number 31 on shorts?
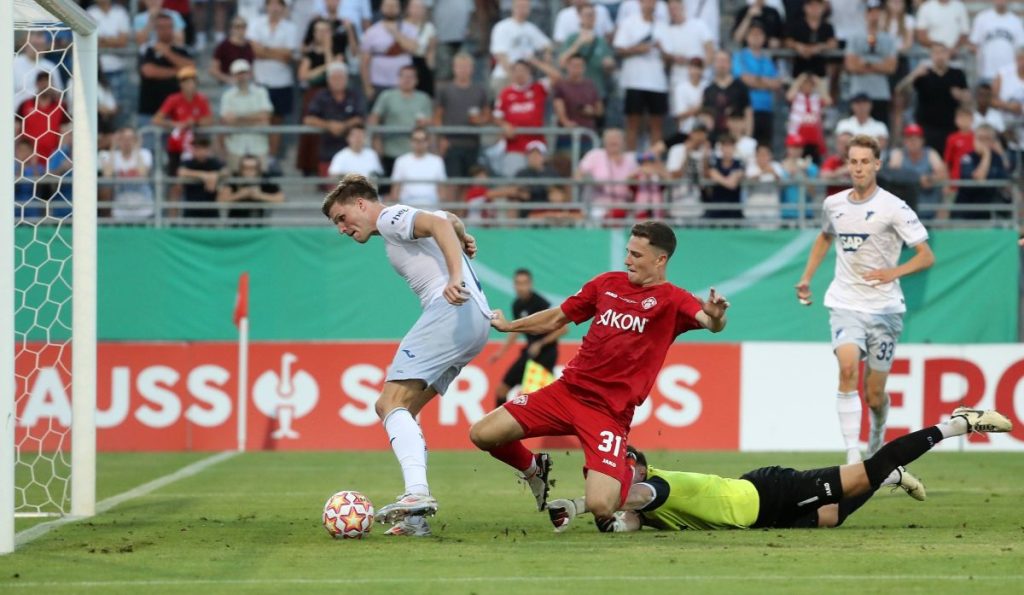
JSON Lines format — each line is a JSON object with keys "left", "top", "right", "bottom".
{"left": 597, "top": 431, "right": 624, "bottom": 456}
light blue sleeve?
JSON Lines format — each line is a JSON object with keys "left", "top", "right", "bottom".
{"left": 731, "top": 53, "right": 743, "bottom": 78}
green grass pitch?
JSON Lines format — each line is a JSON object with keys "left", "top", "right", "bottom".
{"left": 1, "top": 450, "right": 1022, "bottom": 594}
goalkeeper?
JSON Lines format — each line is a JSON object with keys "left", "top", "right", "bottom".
{"left": 548, "top": 407, "right": 1012, "bottom": 532}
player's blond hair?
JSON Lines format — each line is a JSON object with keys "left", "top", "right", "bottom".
{"left": 321, "top": 174, "right": 379, "bottom": 217}
{"left": 846, "top": 134, "right": 881, "bottom": 160}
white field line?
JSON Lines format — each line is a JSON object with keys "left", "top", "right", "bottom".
{"left": 3, "top": 575, "right": 1024, "bottom": 589}
{"left": 14, "top": 451, "right": 238, "bottom": 548}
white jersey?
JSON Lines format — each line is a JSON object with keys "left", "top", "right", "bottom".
{"left": 821, "top": 187, "right": 929, "bottom": 315}
{"left": 377, "top": 205, "right": 491, "bottom": 317}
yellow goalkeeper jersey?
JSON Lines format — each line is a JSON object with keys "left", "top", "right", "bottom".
{"left": 640, "top": 467, "right": 760, "bottom": 531}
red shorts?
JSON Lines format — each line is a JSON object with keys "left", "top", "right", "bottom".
{"left": 503, "top": 380, "right": 632, "bottom": 504}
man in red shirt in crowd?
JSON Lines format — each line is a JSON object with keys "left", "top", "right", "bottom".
{"left": 494, "top": 58, "right": 561, "bottom": 178}
{"left": 152, "top": 65, "right": 213, "bottom": 176}
{"left": 470, "top": 221, "right": 730, "bottom": 531}
{"left": 17, "top": 72, "right": 67, "bottom": 160}
{"left": 943, "top": 107, "right": 974, "bottom": 181}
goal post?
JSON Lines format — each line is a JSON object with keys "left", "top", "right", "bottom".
{"left": 2, "top": 0, "right": 97, "bottom": 555}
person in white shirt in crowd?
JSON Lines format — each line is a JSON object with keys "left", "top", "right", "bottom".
{"left": 360, "top": 0, "right": 419, "bottom": 100}
{"left": 615, "top": 0, "right": 669, "bottom": 26}
{"left": 663, "top": 124, "right": 710, "bottom": 219}
{"left": 991, "top": 46, "right": 1024, "bottom": 155}
{"left": 972, "top": 83, "right": 1006, "bottom": 135}
{"left": 490, "top": 0, "right": 553, "bottom": 92}
{"left": 673, "top": 57, "right": 708, "bottom": 134}
{"left": 328, "top": 125, "right": 384, "bottom": 179}
{"left": 99, "top": 127, "right": 155, "bottom": 222}
{"left": 247, "top": 0, "right": 300, "bottom": 159}
{"left": 719, "top": 111, "right": 757, "bottom": 167}
{"left": 836, "top": 93, "right": 890, "bottom": 148}
{"left": 614, "top": 0, "right": 670, "bottom": 151}
{"left": 915, "top": 0, "right": 970, "bottom": 52}
{"left": 661, "top": 0, "right": 715, "bottom": 91}
{"left": 133, "top": 0, "right": 186, "bottom": 46}
{"left": 220, "top": 59, "right": 273, "bottom": 171}
{"left": 553, "top": 0, "right": 615, "bottom": 44}
{"left": 13, "top": 32, "right": 65, "bottom": 108}
{"left": 829, "top": 0, "right": 866, "bottom": 45}
{"left": 968, "top": 0, "right": 1024, "bottom": 83}
{"left": 683, "top": 0, "right": 720, "bottom": 46}
{"left": 88, "top": 0, "right": 131, "bottom": 126}
{"left": 390, "top": 127, "right": 449, "bottom": 207}
{"left": 743, "top": 143, "right": 783, "bottom": 225}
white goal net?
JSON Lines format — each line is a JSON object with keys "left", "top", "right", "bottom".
{"left": 3, "top": 0, "right": 97, "bottom": 554}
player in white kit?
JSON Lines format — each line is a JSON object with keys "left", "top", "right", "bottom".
{"left": 795, "top": 135, "right": 936, "bottom": 468}
{"left": 322, "top": 174, "right": 491, "bottom": 536}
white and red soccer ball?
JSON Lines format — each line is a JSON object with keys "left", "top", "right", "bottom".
{"left": 322, "top": 490, "right": 375, "bottom": 539}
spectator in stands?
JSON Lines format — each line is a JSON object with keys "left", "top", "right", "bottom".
{"left": 247, "top": 0, "right": 300, "bottom": 159}
{"left": 490, "top": 0, "right": 553, "bottom": 92}
{"left": 945, "top": 107, "right": 974, "bottom": 181}
{"left": 194, "top": 0, "right": 234, "bottom": 50}
{"left": 327, "top": 125, "right": 384, "bottom": 179}
{"left": 723, "top": 111, "right": 757, "bottom": 167}
{"left": 304, "top": 0, "right": 356, "bottom": 58}
{"left": 628, "top": 151, "right": 668, "bottom": 219}
{"left": 360, "top": 0, "right": 418, "bottom": 101}
{"left": 780, "top": 134, "right": 819, "bottom": 221}
{"left": 13, "top": 32, "right": 65, "bottom": 108}
{"left": 703, "top": 50, "right": 752, "bottom": 143}
{"left": 406, "top": 0, "right": 437, "bottom": 97}
{"left": 97, "top": 73, "right": 120, "bottom": 136}
{"left": 991, "top": 47, "right": 1024, "bottom": 140}
{"left": 614, "top": 0, "right": 670, "bottom": 150}
{"left": 138, "top": 13, "right": 195, "bottom": 134}
{"left": 786, "top": 72, "right": 830, "bottom": 161}
{"left": 152, "top": 66, "right": 214, "bottom": 177}
{"left": 887, "top": 123, "right": 948, "bottom": 220}
{"left": 512, "top": 141, "right": 560, "bottom": 218}
{"left": 369, "top": 65, "right": 433, "bottom": 181}
{"left": 672, "top": 57, "right": 707, "bottom": 135}
{"left": 821, "top": 131, "right": 852, "bottom": 195}
{"left": 17, "top": 73, "right": 66, "bottom": 160}
{"left": 99, "top": 127, "right": 155, "bottom": 222}
{"left": 134, "top": 0, "right": 186, "bottom": 46}
{"left": 178, "top": 135, "right": 224, "bottom": 219}
{"left": 732, "top": 22, "right": 780, "bottom": 147}
{"left": 664, "top": 124, "right": 709, "bottom": 218}
{"left": 785, "top": 0, "right": 836, "bottom": 80}
{"left": 732, "top": 0, "right": 784, "bottom": 48}
{"left": 433, "top": 53, "right": 490, "bottom": 198}
{"left": 553, "top": 55, "right": 603, "bottom": 147}
{"left": 297, "top": 18, "right": 346, "bottom": 175}
{"left": 706, "top": 134, "right": 744, "bottom": 221}
{"left": 220, "top": 59, "right": 273, "bottom": 171}
{"left": 89, "top": 0, "right": 131, "bottom": 125}
{"left": 303, "top": 63, "right": 366, "bottom": 179}
{"left": 577, "top": 128, "right": 638, "bottom": 219}
{"left": 661, "top": 0, "right": 715, "bottom": 91}
{"left": 830, "top": 0, "right": 866, "bottom": 47}
{"left": 558, "top": 3, "right": 616, "bottom": 106}
{"left": 898, "top": 43, "right": 969, "bottom": 153}
{"left": 881, "top": 0, "right": 915, "bottom": 140}
{"left": 973, "top": 83, "right": 1007, "bottom": 134}
{"left": 617, "top": 0, "right": 670, "bottom": 25}
{"left": 312, "top": 0, "right": 372, "bottom": 36}
{"left": 494, "top": 59, "right": 559, "bottom": 178}
{"left": 915, "top": 0, "right": 970, "bottom": 52}
{"left": 44, "top": 131, "right": 73, "bottom": 219}
{"left": 210, "top": 16, "right": 255, "bottom": 85}
{"left": 432, "top": 0, "right": 476, "bottom": 81}
{"left": 553, "top": 0, "right": 615, "bottom": 44}
{"left": 970, "top": 0, "right": 1023, "bottom": 84}
{"left": 955, "top": 124, "right": 1013, "bottom": 220}
{"left": 15, "top": 137, "right": 46, "bottom": 220}
{"left": 844, "top": 0, "right": 898, "bottom": 124}
{"left": 743, "top": 142, "right": 782, "bottom": 224}
{"left": 164, "top": 0, "right": 194, "bottom": 45}
{"left": 836, "top": 93, "right": 889, "bottom": 146}
{"left": 390, "top": 127, "right": 449, "bottom": 207}
{"left": 218, "top": 154, "right": 284, "bottom": 220}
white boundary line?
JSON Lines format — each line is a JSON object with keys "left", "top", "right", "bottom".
{"left": 14, "top": 451, "right": 238, "bottom": 548}
{"left": 3, "top": 575, "right": 1023, "bottom": 589}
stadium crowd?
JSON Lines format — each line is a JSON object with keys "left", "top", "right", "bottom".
{"left": 11, "top": 0, "right": 1024, "bottom": 224}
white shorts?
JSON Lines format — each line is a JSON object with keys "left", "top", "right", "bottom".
{"left": 387, "top": 297, "right": 490, "bottom": 394}
{"left": 829, "top": 308, "right": 904, "bottom": 373}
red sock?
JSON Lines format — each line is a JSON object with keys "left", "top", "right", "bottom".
{"left": 488, "top": 440, "right": 534, "bottom": 472}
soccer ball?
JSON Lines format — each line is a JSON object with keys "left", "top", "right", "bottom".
{"left": 322, "top": 490, "right": 375, "bottom": 539}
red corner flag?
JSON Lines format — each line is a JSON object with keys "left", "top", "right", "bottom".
{"left": 233, "top": 272, "right": 249, "bottom": 327}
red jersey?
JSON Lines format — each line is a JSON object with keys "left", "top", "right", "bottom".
{"left": 944, "top": 130, "right": 974, "bottom": 180}
{"left": 157, "top": 92, "right": 212, "bottom": 153}
{"left": 820, "top": 154, "right": 846, "bottom": 196}
{"left": 495, "top": 82, "right": 546, "bottom": 154}
{"left": 558, "top": 272, "right": 704, "bottom": 423}
{"left": 18, "top": 97, "right": 67, "bottom": 158}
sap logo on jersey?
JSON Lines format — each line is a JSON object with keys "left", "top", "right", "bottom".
{"left": 838, "top": 233, "right": 869, "bottom": 252}
{"left": 596, "top": 309, "right": 649, "bottom": 333}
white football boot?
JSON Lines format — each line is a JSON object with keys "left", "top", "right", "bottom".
{"left": 891, "top": 466, "right": 927, "bottom": 501}
{"left": 951, "top": 407, "right": 1013, "bottom": 434}
{"left": 547, "top": 498, "right": 580, "bottom": 533}
{"left": 521, "top": 453, "right": 553, "bottom": 511}
{"left": 384, "top": 515, "right": 432, "bottom": 537}
{"left": 374, "top": 493, "right": 438, "bottom": 524}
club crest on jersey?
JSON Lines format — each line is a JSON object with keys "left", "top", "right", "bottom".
{"left": 510, "top": 394, "right": 528, "bottom": 406}
{"left": 596, "top": 309, "right": 648, "bottom": 333}
{"left": 838, "top": 233, "right": 869, "bottom": 252}
{"left": 865, "top": 211, "right": 875, "bottom": 221}
{"left": 642, "top": 297, "right": 657, "bottom": 310}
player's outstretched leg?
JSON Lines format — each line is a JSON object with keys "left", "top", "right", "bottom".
{"left": 834, "top": 345, "right": 864, "bottom": 464}
{"left": 374, "top": 381, "right": 439, "bottom": 527}
{"left": 864, "top": 367, "right": 891, "bottom": 457}
{"left": 470, "top": 407, "right": 553, "bottom": 510}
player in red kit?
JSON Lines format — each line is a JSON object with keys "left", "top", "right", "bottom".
{"left": 469, "top": 221, "right": 730, "bottom": 532}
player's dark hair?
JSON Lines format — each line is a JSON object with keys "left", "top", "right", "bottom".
{"left": 626, "top": 445, "right": 646, "bottom": 469}
{"left": 513, "top": 268, "right": 532, "bottom": 279}
{"left": 321, "top": 173, "right": 380, "bottom": 217}
{"left": 847, "top": 134, "right": 881, "bottom": 159}
{"left": 630, "top": 221, "right": 676, "bottom": 259}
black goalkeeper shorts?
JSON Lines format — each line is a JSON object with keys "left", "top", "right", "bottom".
{"left": 741, "top": 465, "right": 842, "bottom": 529}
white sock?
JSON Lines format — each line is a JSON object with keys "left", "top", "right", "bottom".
{"left": 880, "top": 467, "right": 902, "bottom": 487}
{"left": 938, "top": 416, "right": 969, "bottom": 439}
{"left": 521, "top": 459, "right": 538, "bottom": 478}
{"left": 383, "top": 408, "right": 429, "bottom": 495}
{"left": 837, "top": 391, "right": 863, "bottom": 462}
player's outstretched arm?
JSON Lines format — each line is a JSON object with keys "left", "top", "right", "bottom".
{"left": 695, "top": 287, "right": 730, "bottom": 333}
{"left": 795, "top": 232, "right": 834, "bottom": 305}
{"left": 491, "top": 307, "right": 569, "bottom": 335}
{"left": 862, "top": 241, "right": 935, "bottom": 284}
{"left": 413, "top": 212, "right": 467, "bottom": 305}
